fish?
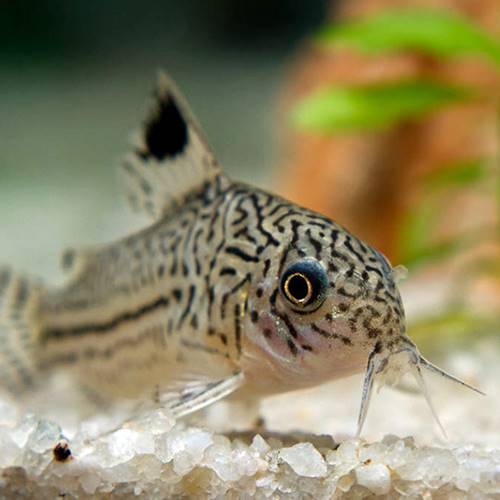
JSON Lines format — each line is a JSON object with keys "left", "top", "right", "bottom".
{"left": 0, "top": 73, "right": 483, "bottom": 435}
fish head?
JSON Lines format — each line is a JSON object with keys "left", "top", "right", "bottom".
{"left": 242, "top": 212, "right": 482, "bottom": 434}
{"left": 243, "top": 216, "right": 405, "bottom": 385}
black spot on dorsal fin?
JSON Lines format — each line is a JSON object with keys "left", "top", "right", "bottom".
{"left": 122, "top": 72, "right": 223, "bottom": 219}
{"left": 142, "top": 92, "right": 188, "bottom": 161}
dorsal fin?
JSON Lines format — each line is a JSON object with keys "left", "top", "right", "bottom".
{"left": 121, "top": 72, "right": 223, "bottom": 219}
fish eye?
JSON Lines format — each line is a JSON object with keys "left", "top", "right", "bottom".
{"left": 280, "top": 259, "right": 328, "bottom": 310}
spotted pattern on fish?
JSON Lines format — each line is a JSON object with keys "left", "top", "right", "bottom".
{"left": 0, "top": 72, "right": 482, "bottom": 435}
{"left": 31, "top": 178, "right": 402, "bottom": 397}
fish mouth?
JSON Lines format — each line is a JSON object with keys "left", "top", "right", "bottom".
{"left": 356, "top": 336, "right": 485, "bottom": 437}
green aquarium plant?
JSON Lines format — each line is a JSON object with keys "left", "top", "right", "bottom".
{"left": 290, "top": 7, "right": 499, "bottom": 346}
{"left": 316, "top": 7, "right": 500, "bottom": 66}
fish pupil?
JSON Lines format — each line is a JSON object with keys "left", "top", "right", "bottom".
{"left": 280, "top": 259, "right": 328, "bottom": 310}
{"left": 286, "top": 274, "right": 311, "bottom": 303}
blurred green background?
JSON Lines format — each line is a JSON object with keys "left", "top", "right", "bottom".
{"left": 0, "top": 0, "right": 328, "bottom": 279}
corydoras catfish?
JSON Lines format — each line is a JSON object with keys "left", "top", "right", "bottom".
{"left": 0, "top": 73, "right": 482, "bottom": 435}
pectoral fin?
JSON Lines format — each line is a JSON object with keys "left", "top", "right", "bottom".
{"left": 162, "top": 371, "right": 245, "bottom": 418}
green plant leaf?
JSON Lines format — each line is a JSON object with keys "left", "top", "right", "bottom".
{"left": 317, "top": 8, "right": 500, "bottom": 66}
{"left": 407, "top": 308, "right": 497, "bottom": 349}
{"left": 400, "top": 225, "right": 494, "bottom": 268}
{"left": 423, "top": 160, "right": 487, "bottom": 190}
{"left": 402, "top": 232, "right": 463, "bottom": 268}
{"left": 291, "top": 80, "right": 469, "bottom": 133}
{"left": 398, "top": 198, "right": 438, "bottom": 266}
{"left": 397, "top": 159, "right": 492, "bottom": 266}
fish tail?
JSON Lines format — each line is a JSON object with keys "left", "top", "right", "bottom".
{"left": 0, "top": 267, "right": 44, "bottom": 394}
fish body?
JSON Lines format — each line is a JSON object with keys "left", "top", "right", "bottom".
{"left": 37, "top": 178, "right": 403, "bottom": 399}
{"left": 0, "top": 73, "right": 481, "bottom": 432}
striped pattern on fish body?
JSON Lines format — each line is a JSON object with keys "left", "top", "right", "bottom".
{"left": 0, "top": 73, "right": 483, "bottom": 433}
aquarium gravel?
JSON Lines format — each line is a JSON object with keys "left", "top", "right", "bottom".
{"left": 1, "top": 340, "right": 499, "bottom": 499}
